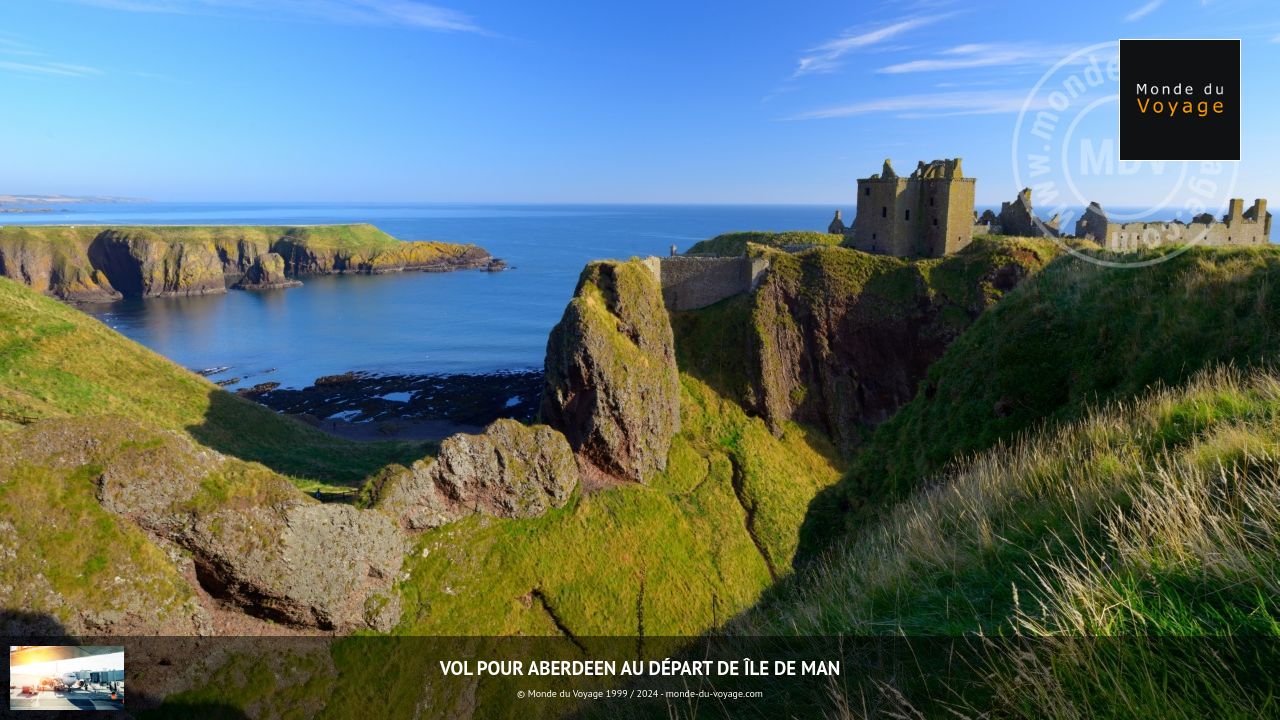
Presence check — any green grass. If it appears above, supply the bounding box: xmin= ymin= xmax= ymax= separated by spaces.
xmin=392 ymin=375 xmax=842 ymax=638
xmin=685 ymin=230 xmax=844 ymax=256
xmin=1 ymin=222 xmax=409 ymax=253
xmin=0 ymin=460 xmax=196 ymax=629
xmin=693 ymin=366 xmax=1280 ymax=718
xmin=0 ymin=276 xmax=426 ymax=489
xmin=822 ymin=244 xmax=1280 ymax=537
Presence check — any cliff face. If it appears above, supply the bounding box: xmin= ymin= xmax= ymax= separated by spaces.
xmin=0 ymin=224 xmax=492 ymax=301
xmin=541 ymin=259 xmax=681 ymax=484
xmin=88 ymin=228 xmax=226 ymax=298
xmin=745 ymin=240 xmax=1055 ymax=453
xmin=673 ymin=239 xmax=1057 ymax=455
xmin=273 ymin=235 xmax=492 ymax=275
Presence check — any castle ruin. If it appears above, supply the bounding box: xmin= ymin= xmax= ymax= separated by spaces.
xmin=1075 ymin=199 xmax=1272 ymax=250
xmin=829 ymin=158 xmax=1271 ymax=257
xmin=827 ymin=158 xmax=976 ymax=258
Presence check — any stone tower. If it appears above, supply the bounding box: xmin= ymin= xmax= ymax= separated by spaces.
xmin=849 ymin=158 xmax=976 ymax=257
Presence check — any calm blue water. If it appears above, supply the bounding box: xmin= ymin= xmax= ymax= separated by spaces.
xmin=6 ymin=203 xmax=831 ymax=389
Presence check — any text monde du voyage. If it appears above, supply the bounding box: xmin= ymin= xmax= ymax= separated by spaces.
xmin=1134 ymin=82 xmax=1228 ymax=118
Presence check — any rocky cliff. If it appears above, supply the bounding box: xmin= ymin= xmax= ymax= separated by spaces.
xmin=233 ymin=251 xmax=301 ymax=290
xmin=673 ymin=238 xmax=1057 ymax=455
xmin=541 ymin=259 xmax=682 ymax=484
xmin=0 ymin=223 xmax=493 ymax=301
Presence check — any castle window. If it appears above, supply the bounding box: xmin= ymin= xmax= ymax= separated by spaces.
xmin=872 ymin=233 xmax=877 ymax=240
xmin=864 ymin=187 xmax=870 ymax=196
xmin=905 ymin=210 xmax=911 ymax=221
xmin=933 ymin=218 xmax=938 ymax=226
xmin=881 ymin=206 xmax=887 ymax=218
xmin=929 ymin=197 xmax=935 ymax=207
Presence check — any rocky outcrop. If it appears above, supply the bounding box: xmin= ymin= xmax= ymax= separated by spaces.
xmin=180 ymin=503 xmax=405 ymax=631
xmin=541 ymin=259 xmax=681 ymax=484
xmin=0 ymin=224 xmax=493 ymax=301
xmin=0 ymin=417 xmax=405 ymax=633
xmin=376 ymin=419 xmax=578 ymax=530
xmin=234 ymin=252 xmax=302 ymax=290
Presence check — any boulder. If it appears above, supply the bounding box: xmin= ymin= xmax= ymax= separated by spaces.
xmin=184 ymin=503 xmax=405 ymax=632
xmin=540 ymin=259 xmax=681 ymax=484
xmin=377 ymin=419 xmax=578 ymax=530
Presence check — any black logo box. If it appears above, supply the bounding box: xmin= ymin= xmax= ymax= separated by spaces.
xmin=1120 ymin=39 xmax=1240 ymax=161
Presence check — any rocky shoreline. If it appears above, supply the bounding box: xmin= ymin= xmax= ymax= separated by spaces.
xmin=237 ymin=369 xmax=543 ymax=441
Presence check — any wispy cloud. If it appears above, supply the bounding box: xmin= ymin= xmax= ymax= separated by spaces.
xmin=61 ymin=0 xmax=486 ymax=33
xmin=1125 ymin=0 xmax=1166 ymax=21
xmin=0 ymin=60 xmax=103 ymax=77
xmin=877 ymin=43 xmax=1086 ymax=74
xmin=794 ymin=14 xmax=952 ymax=77
xmin=788 ymin=90 xmax=1050 ymax=120
xmin=0 ymin=36 xmax=103 ymax=77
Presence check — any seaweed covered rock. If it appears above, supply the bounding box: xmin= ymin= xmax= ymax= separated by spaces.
xmin=377 ymin=419 xmax=578 ymax=530
xmin=541 ymin=259 xmax=681 ymax=484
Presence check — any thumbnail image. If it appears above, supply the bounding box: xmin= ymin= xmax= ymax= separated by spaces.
xmin=9 ymin=646 xmax=125 ymax=712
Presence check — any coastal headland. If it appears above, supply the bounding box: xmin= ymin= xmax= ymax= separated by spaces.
xmin=0 ymin=223 xmax=501 ymax=302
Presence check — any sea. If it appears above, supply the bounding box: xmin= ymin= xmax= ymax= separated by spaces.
xmin=5 ymin=202 xmax=842 ymax=389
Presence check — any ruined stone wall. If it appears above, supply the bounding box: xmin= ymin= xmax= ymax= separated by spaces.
xmin=1101 ymin=220 xmax=1269 ymax=250
xmin=1076 ymin=199 xmax=1271 ymax=250
xmin=642 ymin=256 xmax=769 ymax=311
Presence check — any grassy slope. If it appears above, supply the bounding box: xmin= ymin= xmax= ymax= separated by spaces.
xmin=685 ymin=230 xmax=844 ymax=256
xmin=819 ymin=244 xmax=1280 ymax=533
xmin=394 ymin=375 xmax=842 ymax=638
xmin=272 ymin=375 xmax=842 ymax=720
xmin=677 ymin=245 xmax=1280 ymax=717
xmin=0 ymin=276 xmax=418 ymax=630
xmin=0 ymin=459 xmax=197 ymax=630
xmin=0 ymin=276 xmax=426 ymax=490
xmin=704 ymin=366 xmax=1280 ymax=718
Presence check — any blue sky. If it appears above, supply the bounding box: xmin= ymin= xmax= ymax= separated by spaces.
xmin=2 ymin=0 xmax=1279 ymax=205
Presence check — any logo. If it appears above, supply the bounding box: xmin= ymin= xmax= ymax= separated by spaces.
xmin=1120 ymin=39 xmax=1240 ymax=161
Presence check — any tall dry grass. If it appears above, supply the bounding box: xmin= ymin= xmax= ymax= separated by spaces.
xmin=730 ymin=366 xmax=1280 ymax=717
